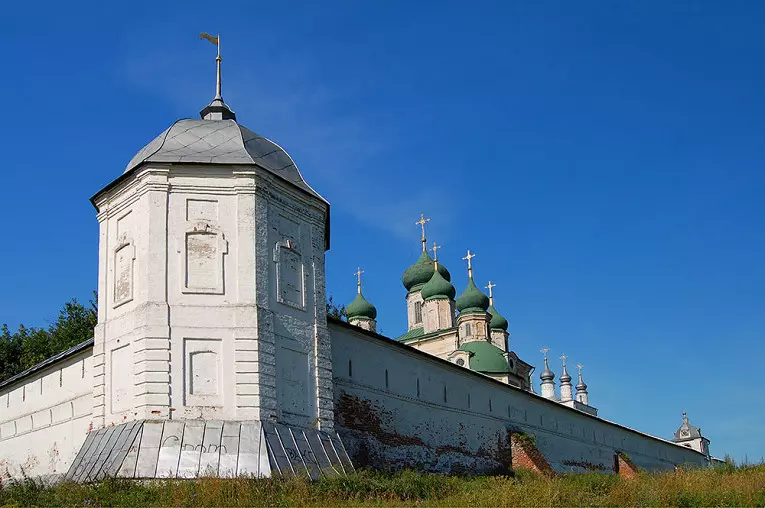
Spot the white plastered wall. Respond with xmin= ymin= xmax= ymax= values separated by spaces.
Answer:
xmin=0 ymin=350 xmax=93 ymax=479
xmin=331 ymin=322 xmax=709 ymax=473
xmin=92 ymin=164 xmax=332 ymax=430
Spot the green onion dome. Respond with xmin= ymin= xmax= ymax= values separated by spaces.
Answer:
xmin=458 ymin=341 xmax=511 ymax=374
xmin=487 ymin=305 xmax=509 ymax=331
xmin=402 ymin=251 xmax=451 ymax=291
xmin=420 ymin=267 xmax=457 ymax=300
xmin=346 ymin=292 xmax=377 ymax=320
xmin=456 ymin=277 xmax=490 ymax=314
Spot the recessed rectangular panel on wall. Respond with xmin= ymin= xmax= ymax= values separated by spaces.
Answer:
xmin=278 ymin=345 xmax=310 ymax=418
xmin=113 ymin=211 xmax=135 ymax=308
xmin=275 ymin=244 xmax=304 ymax=309
xmin=113 ymin=242 xmax=135 ymax=307
xmin=184 ymin=338 xmax=223 ymax=407
xmin=186 ymin=199 xmax=219 ymax=222
xmin=110 ymin=344 xmax=133 ymax=413
xmin=184 ymin=231 xmax=225 ymax=294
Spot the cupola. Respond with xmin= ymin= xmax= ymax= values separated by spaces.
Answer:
xmin=421 ymin=265 xmax=456 ymax=300
xmin=347 ymin=268 xmax=378 ymax=333
xmin=402 ymin=214 xmax=450 ymax=292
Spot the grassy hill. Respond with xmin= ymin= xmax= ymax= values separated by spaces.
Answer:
xmin=2 ymin=464 xmax=764 ymax=507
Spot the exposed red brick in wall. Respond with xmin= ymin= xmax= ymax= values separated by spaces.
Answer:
xmin=509 ymin=433 xmax=555 ymax=478
xmin=615 ymin=452 xmax=639 ymax=480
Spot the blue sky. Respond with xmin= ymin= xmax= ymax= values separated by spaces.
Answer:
xmin=1 ymin=1 xmax=763 ymax=462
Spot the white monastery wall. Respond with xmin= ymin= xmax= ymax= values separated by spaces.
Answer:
xmin=330 ymin=320 xmax=708 ymax=473
xmin=0 ymin=349 xmax=93 ymax=479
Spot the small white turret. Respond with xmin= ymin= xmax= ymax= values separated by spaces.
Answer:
xmin=559 ymin=354 xmax=573 ymax=402
xmin=539 ymin=347 xmax=556 ymax=399
xmin=575 ymin=363 xmax=589 ymax=405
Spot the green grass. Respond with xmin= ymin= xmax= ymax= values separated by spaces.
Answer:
xmin=2 ymin=465 xmax=765 ymax=507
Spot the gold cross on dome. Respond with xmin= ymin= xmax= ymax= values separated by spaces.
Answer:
xmin=485 ymin=281 xmax=496 ymax=305
xmin=462 ymin=250 xmax=476 ymax=277
xmin=431 ymin=242 xmax=441 ymax=262
xmin=415 ymin=213 xmax=431 ymax=250
xmin=354 ymin=267 xmax=364 ymax=293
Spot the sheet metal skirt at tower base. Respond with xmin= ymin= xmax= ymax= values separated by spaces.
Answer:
xmin=65 ymin=420 xmax=354 ymax=482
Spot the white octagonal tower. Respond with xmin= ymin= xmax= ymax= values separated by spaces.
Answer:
xmin=90 ymin=84 xmax=333 ymax=432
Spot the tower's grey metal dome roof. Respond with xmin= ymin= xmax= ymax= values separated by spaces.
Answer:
xmin=559 ymin=363 xmax=572 ymax=384
xmin=124 ymin=118 xmax=325 ymax=203
xmin=540 ymin=358 xmax=555 ymax=382
xmin=674 ymin=412 xmax=702 ymax=440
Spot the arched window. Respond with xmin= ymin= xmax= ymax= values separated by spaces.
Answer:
xmin=464 ymin=323 xmax=472 ymax=336
xmin=414 ymin=301 xmax=423 ymax=323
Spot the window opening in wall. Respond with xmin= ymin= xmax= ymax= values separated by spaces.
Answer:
xmin=348 ymin=359 xmax=353 ymax=377
xmin=6 ymin=393 xmax=9 ymax=408
xmin=489 ymin=398 xmax=492 ymax=412
xmin=59 ymin=369 xmax=63 ymax=387
xmin=416 ymin=378 xmax=420 ymax=398
xmin=81 ymin=360 xmax=85 ymax=378
xmin=385 ymin=369 xmax=389 ymax=389
xmin=414 ymin=301 xmax=422 ymax=323
xmin=443 ymin=385 xmax=447 ymax=403
xmin=507 ymin=405 xmax=511 ymax=418
xmin=465 ymin=323 xmax=472 ymax=336
xmin=40 ymin=379 xmax=43 ymax=395
xmin=22 ymin=386 xmax=25 ymax=402
xmin=467 ymin=393 xmax=471 ymax=408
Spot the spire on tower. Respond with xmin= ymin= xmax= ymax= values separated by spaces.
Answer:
xmin=540 ymin=347 xmax=555 ymax=381
xmin=539 ymin=346 xmax=556 ymax=399
xmin=199 ymin=32 xmax=236 ymax=121
xmin=575 ymin=363 xmax=589 ymax=405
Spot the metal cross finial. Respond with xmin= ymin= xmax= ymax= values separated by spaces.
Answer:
xmin=541 ymin=346 xmax=550 ymax=359
xmin=431 ymin=242 xmax=441 ymax=262
xmin=485 ymin=281 xmax=496 ymax=305
xmin=354 ymin=267 xmax=364 ymax=294
xmin=577 ymin=363 xmax=583 ymax=373
xmin=560 ymin=354 xmax=568 ymax=365
xmin=415 ymin=213 xmax=431 ymax=251
xmin=462 ymin=250 xmax=476 ymax=278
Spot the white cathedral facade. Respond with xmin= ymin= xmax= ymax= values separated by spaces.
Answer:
xmin=0 ymin=49 xmax=714 ymax=481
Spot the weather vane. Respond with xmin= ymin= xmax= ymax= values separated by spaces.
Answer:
xmin=200 ymin=32 xmax=222 ymax=100
xmin=415 ymin=213 xmax=431 ymax=251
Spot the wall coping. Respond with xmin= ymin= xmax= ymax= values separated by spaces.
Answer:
xmin=0 ymin=338 xmax=94 ymax=392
